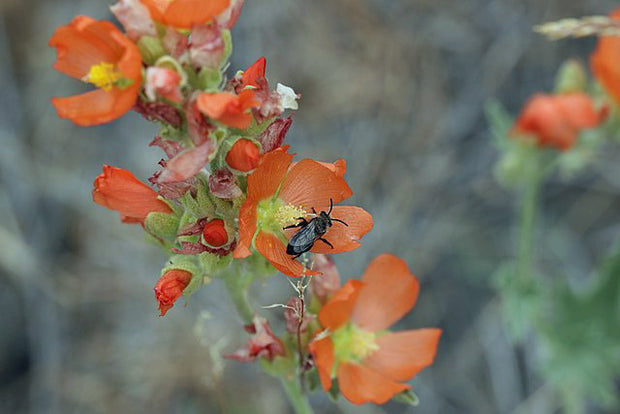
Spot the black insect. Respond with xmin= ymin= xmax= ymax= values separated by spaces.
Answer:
xmin=284 ymin=199 xmax=348 ymax=259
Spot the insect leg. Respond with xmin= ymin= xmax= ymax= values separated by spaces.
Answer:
xmin=318 ymin=238 xmax=334 ymax=249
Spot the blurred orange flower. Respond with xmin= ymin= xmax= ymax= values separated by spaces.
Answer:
xmin=591 ymin=8 xmax=620 ymax=106
xmin=49 ymin=16 xmax=142 ymax=126
xmin=154 ymin=269 xmax=192 ymax=316
xmin=197 ymin=89 xmax=258 ymax=129
xmin=140 ymin=0 xmax=229 ymax=28
xmin=233 ymin=147 xmax=373 ymax=277
xmin=513 ymin=92 xmax=606 ymax=150
xmin=93 ymin=165 xmax=172 ymax=224
xmin=309 ymin=254 xmax=441 ymax=404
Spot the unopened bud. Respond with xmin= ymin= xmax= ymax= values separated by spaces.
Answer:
xmin=202 ymin=218 xmax=229 ymax=247
xmin=154 ymin=269 xmax=192 ymax=316
xmin=555 ymin=59 xmax=587 ymax=93
xmin=137 ymin=36 xmax=166 ymax=66
xmin=310 ymin=255 xmax=341 ymax=303
xmin=226 ymin=138 xmax=261 ymax=172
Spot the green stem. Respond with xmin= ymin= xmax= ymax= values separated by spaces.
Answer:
xmin=223 ymin=267 xmax=253 ymax=324
xmin=280 ymin=378 xmax=314 ymax=414
xmin=516 ymin=168 xmax=541 ymax=281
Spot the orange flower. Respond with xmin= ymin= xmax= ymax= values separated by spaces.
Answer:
xmin=139 ymin=0 xmax=229 ymax=28
xmin=226 ymin=138 xmax=261 ymax=171
xmin=233 ymin=147 xmax=373 ymax=277
xmin=196 ymin=89 xmax=259 ymax=129
xmin=49 ymin=16 xmax=142 ymax=126
xmin=513 ymin=92 xmax=606 ymax=150
xmin=202 ymin=218 xmax=229 ymax=247
xmin=154 ymin=269 xmax=192 ymax=316
xmin=240 ymin=56 xmax=266 ymax=89
xmin=93 ymin=165 xmax=172 ymax=224
xmin=591 ymin=8 xmax=620 ymax=106
xmin=309 ymin=254 xmax=441 ymax=404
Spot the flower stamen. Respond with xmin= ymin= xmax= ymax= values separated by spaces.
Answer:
xmin=275 ymin=204 xmax=307 ymax=227
xmin=83 ymin=62 xmax=122 ymax=91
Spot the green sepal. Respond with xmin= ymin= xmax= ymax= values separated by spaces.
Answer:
xmin=144 ymin=211 xmax=180 ymax=239
xmin=180 ymin=179 xmax=216 ymax=218
xmin=327 ymin=379 xmax=340 ymax=402
xmin=220 ymin=29 xmax=233 ymax=68
xmin=197 ymin=67 xmax=222 ymax=90
xmin=161 ymin=254 xmax=199 ymax=277
xmin=393 ymin=389 xmax=420 ymax=406
xmin=198 ymin=252 xmax=233 ymax=275
xmin=485 ymin=99 xmax=513 ymax=150
xmin=184 ymin=272 xmax=212 ymax=299
xmin=555 ymin=59 xmax=587 ymax=93
xmin=137 ymin=36 xmax=166 ymax=66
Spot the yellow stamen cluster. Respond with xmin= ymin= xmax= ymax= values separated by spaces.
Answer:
xmin=84 ymin=62 xmax=122 ymax=91
xmin=333 ymin=323 xmax=379 ymax=362
xmin=275 ymin=204 xmax=307 ymax=227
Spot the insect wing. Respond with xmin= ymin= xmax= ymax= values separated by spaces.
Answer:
xmin=287 ymin=220 xmax=319 ymax=254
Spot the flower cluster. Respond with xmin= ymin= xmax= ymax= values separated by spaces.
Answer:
xmin=50 ymin=0 xmax=440 ymax=407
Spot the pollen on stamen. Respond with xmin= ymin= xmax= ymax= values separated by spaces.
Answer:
xmin=275 ymin=204 xmax=307 ymax=227
xmin=83 ymin=62 xmax=122 ymax=91
xmin=350 ymin=329 xmax=379 ymax=360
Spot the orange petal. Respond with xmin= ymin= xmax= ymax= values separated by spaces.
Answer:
xmin=308 ymin=335 xmax=334 ymax=392
xmin=52 ymin=87 xmax=139 ymax=126
xmin=555 ymin=93 xmax=605 ymax=129
xmin=310 ymin=206 xmax=373 ymax=254
xmin=140 ymin=0 xmax=230 ymax=27
xmin=318 ymin=280 xmax=364 ymax=331
xmin=254 ymin=231 xmax=318 ymax=277
xmin=364 ymin=329 xmax=441 ymax=382
xmin=337 ymin=362 xmax=409 ymax=405
xmin=196 ymin=91 xmax=257 ymax=129
xmin=92 ymin=165 xmax=171 ymax=222
xmin=591 ymin=9 xmax=620 ymax=106
xmin=232 ymin=198 xmax=257 ymax=259
xmin=241 ymin=56 xmax=266 ymax=89
xmin=278 ymin=159 xmax=352 ymax=212
xmin=49 ymin=16 xmax=124 ymax=79
xmin=247 ymin=147 xmax=293 ymax=201
xmin=352 ymin=254 xmax=419 ymax=332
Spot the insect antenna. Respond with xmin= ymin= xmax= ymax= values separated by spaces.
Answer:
xmin=331 ymin=218 xmax=348 ymax=227
xmin=328 ymin=198 xmax=333 ymax=215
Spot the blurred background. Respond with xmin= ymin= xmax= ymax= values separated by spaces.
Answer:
xmin=1 ymin=0 xmax=620 ymax=413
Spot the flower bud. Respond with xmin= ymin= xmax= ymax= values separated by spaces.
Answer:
xmin=136 ymin=36 xmax=166 ymax=66
xmin=310 ymin=255 xmax=341 ymax=303
xmin=154 ymin=269 xmax=193 ymax=316
xmin=555 ymin=59 xmax=587 ymax=93
xmin=190 ymin=24 xmax=225 ymax=69
xmin=144 ymin=211 xmax=180 ymax=238
xmin=225 ymin=138 xmax=261 ymax=172
xmin=202 ymin=218 xmax=229 ymax=247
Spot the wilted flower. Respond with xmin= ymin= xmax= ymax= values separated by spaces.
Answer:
xmin=309 ymin=254 xmax=441 ymax=404
xmin=110 ymin=0 xmax=156 ymax=40
xmin=144 ymin=66 xmax=183 ymax=103
xmin=225 ymin=315 xmax=285 ymax=362
xmin=154 ymin=269 xmax=193 ymax=316
xmin=92 ymin=165 xmax=172 ymax=224
xmin=310 ymin=254 xmax=341 ymax=303
xmin=49 ymin=16 xmax=142 ymax=126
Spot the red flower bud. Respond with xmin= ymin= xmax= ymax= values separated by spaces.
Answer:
xmin=225 ymin=138 xmax=260 ymax=172
xmin=202 ymin=218 xmax=228 ymax=247
xmin=154 ymin=269 xmax=192 ymax=316
xmin=225 ymin=315 xmax=285 ymax=362
xmin=310 ymin=255 xmax=341 ymax=303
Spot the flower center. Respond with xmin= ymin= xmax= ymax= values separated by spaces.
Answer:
xmin=257 ymin=198 xmax=306 ymax=233
xmin=84 ymin=62 xmax=122 ymax=91
xmin=332 ymin=323 xmax=379 ymax=363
